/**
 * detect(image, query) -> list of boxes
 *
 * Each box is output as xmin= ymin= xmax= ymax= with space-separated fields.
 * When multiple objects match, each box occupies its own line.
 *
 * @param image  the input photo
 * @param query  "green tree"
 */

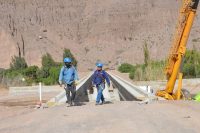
xmin=63 ymin=49 xmax=78 ymax=66
xmin=36 ymin=67 xmax=60 ymax=85
xmin=23 ymin=66 xmax=38 ymax=79
xmin=129 ymin=71 xmax=135 ymax=80
xmin=49 ymin=67 xmax=60 ymax=84
xmin=42 ymin=53 xmax=56 ymax=68
xmin=183 ymin=50 xmax=200 ymax=78
xmin=183 ymin=63 xmax=195 ymax=77
xmin=143 ymin=41 xmax=150 ymax=67
xmin=10 ymin=56 xmax=28 ymax=70
xmin=40 ymin=53 xmax=57 ymax=78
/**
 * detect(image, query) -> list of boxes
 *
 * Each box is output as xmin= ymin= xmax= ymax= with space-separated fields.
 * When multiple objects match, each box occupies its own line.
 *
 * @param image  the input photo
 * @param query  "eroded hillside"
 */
xmin=0 ymin=0 xmax=200 ymax=70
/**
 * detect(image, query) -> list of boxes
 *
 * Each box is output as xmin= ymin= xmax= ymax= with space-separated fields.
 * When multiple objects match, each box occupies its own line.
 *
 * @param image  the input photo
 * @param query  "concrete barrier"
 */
xmin=47 ymin=71 xmax=157 ymax=107
xmin=9 ymin=85 xmax=62 ymax=95
xmin=108 ymin=72 xmax=152 ymax=101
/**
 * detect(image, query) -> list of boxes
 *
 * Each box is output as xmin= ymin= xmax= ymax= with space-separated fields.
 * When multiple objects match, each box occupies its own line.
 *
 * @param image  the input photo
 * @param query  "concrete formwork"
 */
xmin=49 ymin=72 xmax=154 ymax=105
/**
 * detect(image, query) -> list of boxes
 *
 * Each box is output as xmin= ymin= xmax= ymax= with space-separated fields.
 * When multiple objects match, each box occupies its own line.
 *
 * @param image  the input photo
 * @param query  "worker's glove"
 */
xmin=107 ymin=84 xmax=110 ymax=88
xmin=74 ymin=80 xmax=78 ymax=86
xmin=59 ymin=81 xmax=62 ymax=87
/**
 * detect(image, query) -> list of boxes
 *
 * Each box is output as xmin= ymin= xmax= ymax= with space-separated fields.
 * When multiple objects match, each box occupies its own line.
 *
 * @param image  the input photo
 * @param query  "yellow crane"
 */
xmin=156 ymin=0 xmax=199 ymax=100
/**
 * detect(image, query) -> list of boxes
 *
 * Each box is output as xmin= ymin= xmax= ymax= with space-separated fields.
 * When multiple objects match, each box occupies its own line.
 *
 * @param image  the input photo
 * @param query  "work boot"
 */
xmin=66 ymin=101 xmax=72 ymax=107
xmin=71 ymin=101 xmax=76 ymax=106
xmin=95 ymin=102 xmax=101 ymax=106
xmin=66 ymin=103 xmax=71 ymax=107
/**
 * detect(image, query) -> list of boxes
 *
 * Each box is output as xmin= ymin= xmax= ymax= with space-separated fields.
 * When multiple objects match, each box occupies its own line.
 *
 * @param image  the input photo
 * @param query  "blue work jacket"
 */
xmin=59 ymin=66 xmax=79 ymax=85
xmin=92 ymin=70 xmax=110 ymax=86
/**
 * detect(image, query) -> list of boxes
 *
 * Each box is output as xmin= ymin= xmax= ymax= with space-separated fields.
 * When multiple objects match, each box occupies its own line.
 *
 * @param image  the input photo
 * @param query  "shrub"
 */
xmin=2 ymin=49 xmax=78 ymax=86
xmin=134 ymin=67 xmax=144 ymax=81
xmin=183 ymin=50 xmax=200 ymax=78
xmin=118 ymin=63 xmax=135 ymax=73
xmin=4 ymin=69 xmax=22 ymax=79
xmin=41 ymin=77 xmax=55 ymax=85
xmin=23 ymin=66 xmax=38 ymax=79
xmin=48 ymin=67 xmax=60 ymax=84
xmin=118 ymin=61 xmax=166 ymax=81
xmin=0 ymin=69 xmax=5 ymax=81
xmin=39 ymin=53 xmax=57 ymax=79
xmin=10 ymin=56 xmax=27 ymax=70
xmin=129 ymin=71 xmax=135 ymax=80
xmin=195 ymin=64 xmax=200 ymax=78
xmin=183 ymin=63 xmax=195 ymax=78
xmin=42 ymin=53 xmax=56 ymax=68
xmin=143 ymin=41 xmax=150 ymax=66
xmin=118 ymin=50 xmax=200 ymax=81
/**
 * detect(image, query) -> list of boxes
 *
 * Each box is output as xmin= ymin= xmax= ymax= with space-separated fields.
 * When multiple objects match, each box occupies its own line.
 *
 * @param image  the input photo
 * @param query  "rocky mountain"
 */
xmin=0 ymin=0 xmax=200 ymax=71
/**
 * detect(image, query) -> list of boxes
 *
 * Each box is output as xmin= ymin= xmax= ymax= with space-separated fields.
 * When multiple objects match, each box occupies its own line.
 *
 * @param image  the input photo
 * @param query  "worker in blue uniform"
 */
xmin=92 ymin=63 xmax=110 ymax=105
xmin=59 ymin=57 xmax=79 ymax=106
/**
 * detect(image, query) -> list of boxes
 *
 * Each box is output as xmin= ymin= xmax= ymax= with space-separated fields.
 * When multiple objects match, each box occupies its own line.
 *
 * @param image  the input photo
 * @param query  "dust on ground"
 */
xmin=0 ymin=101 xmax=200 ymax=133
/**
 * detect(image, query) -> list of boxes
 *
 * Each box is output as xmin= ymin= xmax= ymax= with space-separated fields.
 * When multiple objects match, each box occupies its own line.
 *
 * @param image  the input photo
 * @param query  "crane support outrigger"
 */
xmin=156 ymin=0 xmax=199 ymax=100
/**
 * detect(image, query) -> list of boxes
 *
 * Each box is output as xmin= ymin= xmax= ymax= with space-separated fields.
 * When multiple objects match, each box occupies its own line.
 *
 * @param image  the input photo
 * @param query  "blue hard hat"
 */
xmin=64 ymin=57 xmax=72 ymax=63
xmin=96 ymin=63 xmax=103 ymax=67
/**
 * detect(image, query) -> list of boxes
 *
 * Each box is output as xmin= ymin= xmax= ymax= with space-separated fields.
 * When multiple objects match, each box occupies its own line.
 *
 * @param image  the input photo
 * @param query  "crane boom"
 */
xmin=156 ymin=0 xmax=199 ymax=100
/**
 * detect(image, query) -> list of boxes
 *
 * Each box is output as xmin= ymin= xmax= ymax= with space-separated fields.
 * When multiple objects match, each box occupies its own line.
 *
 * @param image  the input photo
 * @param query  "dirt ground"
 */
xmin=0 ymin=72 xmax=89 ymax=121
xmin=0 ymin=101 xmax=200 ymax=133
xmin=0 ymin=90 xmax=59 ymax=119
xmin=0 ymin=72 xmax=200 ymax=133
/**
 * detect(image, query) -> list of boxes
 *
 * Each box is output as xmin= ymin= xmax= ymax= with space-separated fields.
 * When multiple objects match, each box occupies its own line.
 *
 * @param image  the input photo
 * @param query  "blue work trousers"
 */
xmin=96 ymin=83 xmax=105 ymax=103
